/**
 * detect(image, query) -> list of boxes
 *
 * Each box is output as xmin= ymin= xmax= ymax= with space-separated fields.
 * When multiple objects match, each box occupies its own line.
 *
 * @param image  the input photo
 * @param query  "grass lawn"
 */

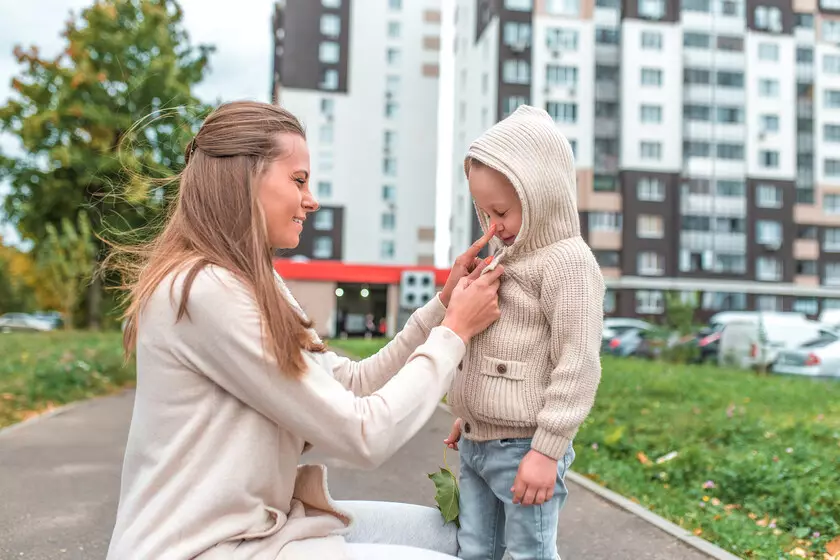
xmin=0 ymin=331 xmax=134 ymax=429
xmin=326 ymin=337 xmax=840 ymax=559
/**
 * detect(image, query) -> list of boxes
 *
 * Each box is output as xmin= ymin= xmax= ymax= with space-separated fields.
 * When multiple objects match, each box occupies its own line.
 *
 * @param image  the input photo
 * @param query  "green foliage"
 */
xmin=0 ymin=331 xmax=134 ymax=428
xmin=664 ymin=290 xmax=699 ymax=335
xmin=428 ymin=466 xmax=460 ymax=527
xmin=0 ymin=0 xmax=214 ymax=326
xmin=0 ymin=239 xmax=37 ymax=313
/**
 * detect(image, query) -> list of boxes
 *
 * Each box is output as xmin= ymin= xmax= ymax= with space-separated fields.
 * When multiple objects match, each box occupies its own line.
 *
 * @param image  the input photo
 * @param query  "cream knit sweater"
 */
xmin=448 ymin=105 xmax=605 ymax=460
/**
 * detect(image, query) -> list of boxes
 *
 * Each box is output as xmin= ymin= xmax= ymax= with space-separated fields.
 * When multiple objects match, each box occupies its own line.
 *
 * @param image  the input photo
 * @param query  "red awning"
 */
xmin=273 ymin=258 xmax=450 ymax=286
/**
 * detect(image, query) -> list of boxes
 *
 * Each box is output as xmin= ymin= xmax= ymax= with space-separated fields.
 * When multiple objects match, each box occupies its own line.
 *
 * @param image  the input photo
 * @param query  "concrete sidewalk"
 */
xmin=0 ymin=391 xmax=714 ymax=560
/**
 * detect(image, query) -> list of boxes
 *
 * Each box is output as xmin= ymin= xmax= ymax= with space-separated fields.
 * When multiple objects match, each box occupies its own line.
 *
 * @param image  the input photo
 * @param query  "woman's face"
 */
xmin=257 ymin=133 xmax=319 ymax=249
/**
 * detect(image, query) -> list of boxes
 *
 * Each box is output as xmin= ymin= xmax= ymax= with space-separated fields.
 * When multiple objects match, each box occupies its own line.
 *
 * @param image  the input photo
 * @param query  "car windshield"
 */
xmin=799 ymin=331 xmax=840 ymax=349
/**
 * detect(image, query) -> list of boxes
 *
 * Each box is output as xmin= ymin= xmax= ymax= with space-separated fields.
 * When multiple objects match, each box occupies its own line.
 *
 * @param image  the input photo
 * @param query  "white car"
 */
xmin=772 ymin=331 xmax=840 ymax=378
xmin=603 ymin=318 xmax=653 ymax=340
xmin=0 ymin=313 xmax=54 ymax=333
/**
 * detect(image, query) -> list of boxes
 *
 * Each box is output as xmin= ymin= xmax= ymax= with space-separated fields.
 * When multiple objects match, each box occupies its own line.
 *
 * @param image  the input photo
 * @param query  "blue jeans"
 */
xmin=456 ymin=438 xmax=575 ymax=560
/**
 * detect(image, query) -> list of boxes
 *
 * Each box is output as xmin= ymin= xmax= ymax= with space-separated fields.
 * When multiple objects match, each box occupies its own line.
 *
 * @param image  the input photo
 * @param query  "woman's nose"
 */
xmin=303 ymin=193 xmax=320 ymax=212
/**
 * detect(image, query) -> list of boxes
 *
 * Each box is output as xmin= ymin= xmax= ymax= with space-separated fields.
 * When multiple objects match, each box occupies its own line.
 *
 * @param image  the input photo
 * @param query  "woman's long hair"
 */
xmin=105 ymin=101 xmax=325 ymax=378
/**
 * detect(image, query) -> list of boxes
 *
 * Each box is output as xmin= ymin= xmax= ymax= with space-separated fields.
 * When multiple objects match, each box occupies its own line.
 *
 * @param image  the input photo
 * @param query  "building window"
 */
xmin=637 ymin=215 xmax=664 ymax=238
xmin=760 ymin=114 xmax=779 ymax=132
xmin=386 ymin=75 xmax=400 ymax=93
xmin=640 ymin=104 xmax=662 ymax=123
xmin=314 ymin=209 xmax=334 ymax=231
xmin=389 ymin=0 xmax=401 ymax=9
xmin=503 ymin=22 xmax=532 ymax=47
xmin=717 ymin=71 xmax=744 ymax=88
xmin=594 ymin=250 xmax=620 ymax=267
xmin=797 ymin=260 xmax=818 ymax=275
xmin=756 ymin=257 xmax=782 ymax=281
xmin=756 ymin=220 xmax=782 ymax=246
xmin=319 ymin=42 xmax=340 ymax=64
xmin=386 ymin=48 xmax=400 ymax=65
xmin=760 ymin=150 xmax=780 ymax=168
xmin=826 ymin=228 xmax=840 ymax=251
xmin=756 ymin=184 xmax=782 ymax=208
xmin=825 ymin=263 xmax=840 ymax=286
xmin=381 ymin=240 xmax=395 ymax=259
xmin=703 ymin=292 xmax=747 ymax=311
xmin=388 ymin=21 xmax=401 ymax=38
xmin=604 ymin=290 xmax=616 ymax=313
xmin=322 ymin=0 xmax=341 ymax=7
xmin=589 ymin=212 xmax=622 ymax=232
xmin=825 ymin=55 xmax=840 ymax=75
xmin=756 ymin=295 xmax=780 ymax=311
xmin=793 ymin=298 xmax=818 ymax=315
xmin=755 ymin=6 xmax=783 ymax=33
xmin=825 ymin=194 xmax=840 ymax=214
xmin=385 ymin=100 xmax=398 ymax=118
xmin=313 ymin=237 xmax=333 ymax=259
xmin=685 ymin=104 xmax=711 ymax=121
xmin=503 ymin=96 xmax=529 ymax=117
xmin=321 ymin=69 xmax=339 ymax=90
xmin=641 ymin=141 xmax=662 ymax=160
xmin=381 ymin=212 xmax=396 ymax=230
xmin=638 ymin=252 xmax=664 ymax=275
xmin=503 ymin=60 xmax=531 ymax=84
xmin=546 ymin=102 xmax=577 ymax=123
xmin=825 ymin=124 xmax=840 ymax=143
xmin=319 ymin=124 xmax=333 ymax=144
xmin=321 ymin=15 xmax=341 ymax=37
xmin=641 ymin=68 xmax=663 ymax=86
xmin=685 ymin=141 xmax=711 ymax=157
xmin=505 ymin=0 xmax=533 ymax=9
xmin=824 ymin=20 xmax=840 ymax=42
xmin=717 ymin=180 xmax=745 ymax=196
xmin=636 ymin=290 xmax=664 ymax=314
xmin=682 ymin=0 xmax=711 ymax=11
xmin=641 ymin=31 xmax=663 ymax=50
xmin=717 ymin=143 xmax=744 ymax=160
xmin=757 ymin=42 xmax=779 ymax=61
xmin=684 ymin=32 xmax=711 ymax=49
xmin=546 ymin=27 xmax=578 ymax=50
xmin=825 ymin=90 xmax=840 ymax=109
xmin=596 ymin=101 xmax=619 ymax=118
xmin=383 ymin=157 xmax=397 ymax=176
xmin=797 ymin=225 xmax=818 ymax=239
xmin=796 ymin=13 xmax=814 ymax=28
xmin=759 ymin=79 xmax=779 ymax=97
xmin=797 ymin=47 xmax=814 ymax=63
xmin=638 ymin=0 xmax=665 ymax=19
xmin=320 ymin=98 xmax=334 ymax=116
xmin=637 ymin=177 xmax=665 ymax=201
xmin=684 ymin=68 xmax=712 ymax=85
xmin=595 ymin=27 xmax=619 ymax=45
xmin=546 ymin=65 xmax=577 ymax=87
xmin=717 ymin=35 xmax=743 ymax=51
xmin=547 ymin=0 xmax=581 ymax=15
xmin=382 ymin=185 xmax=396 ymax=202
xmin=317 ymin=181 xmax=332 ymax=198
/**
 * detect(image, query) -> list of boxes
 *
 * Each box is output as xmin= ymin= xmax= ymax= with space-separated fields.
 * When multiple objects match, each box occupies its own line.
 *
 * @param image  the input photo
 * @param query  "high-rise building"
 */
xmin=271 ymin=0 xmax=442 ymax=265
xmin=449 ymin=0 xmax=840 ymax=319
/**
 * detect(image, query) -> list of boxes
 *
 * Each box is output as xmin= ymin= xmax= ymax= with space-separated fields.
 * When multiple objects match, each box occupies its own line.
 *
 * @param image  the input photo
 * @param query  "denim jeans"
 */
xmin=456 ymin=438 xmax=575 ymax=560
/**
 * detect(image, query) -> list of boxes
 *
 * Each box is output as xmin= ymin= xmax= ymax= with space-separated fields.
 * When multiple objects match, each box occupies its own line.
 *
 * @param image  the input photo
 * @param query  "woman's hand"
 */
xmin=440 ymin=224 xmax=497 ymax=308
xmin=441 ymin=262 xmax=503 ymax=344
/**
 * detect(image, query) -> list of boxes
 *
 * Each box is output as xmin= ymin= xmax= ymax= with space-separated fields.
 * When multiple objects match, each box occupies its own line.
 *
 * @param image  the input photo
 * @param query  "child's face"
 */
xmin=468 ymin=163 xmax=523 ymax=246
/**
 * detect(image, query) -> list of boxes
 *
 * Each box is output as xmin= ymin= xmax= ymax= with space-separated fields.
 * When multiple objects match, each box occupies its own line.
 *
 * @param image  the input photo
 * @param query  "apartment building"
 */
xmin=450 ymin=0 xmax=840 ymax=319
xmin=271 ymin=0 xmax=442 ymax=266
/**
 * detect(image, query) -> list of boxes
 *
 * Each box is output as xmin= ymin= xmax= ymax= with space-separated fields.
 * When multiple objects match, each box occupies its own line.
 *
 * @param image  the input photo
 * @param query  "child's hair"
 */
xmin=104 ymin=101 xmax=325 ymax=378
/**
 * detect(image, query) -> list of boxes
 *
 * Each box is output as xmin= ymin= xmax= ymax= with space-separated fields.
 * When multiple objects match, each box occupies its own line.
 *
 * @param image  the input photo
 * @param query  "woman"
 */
xmin=105 ymin=101 xmax=504 ymax=560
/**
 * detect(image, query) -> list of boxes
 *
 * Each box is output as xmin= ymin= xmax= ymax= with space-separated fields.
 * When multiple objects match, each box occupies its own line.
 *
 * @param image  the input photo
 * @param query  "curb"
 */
xmin=0 ymin=388 xmax=134 ymax=440
xmin=435 ymin=402 xmax=741 ymax=560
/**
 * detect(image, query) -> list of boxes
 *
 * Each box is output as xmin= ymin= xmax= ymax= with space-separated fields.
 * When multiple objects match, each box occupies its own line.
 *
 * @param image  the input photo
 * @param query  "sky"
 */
xmin=0 ymin=0 xmax=455 ymax=267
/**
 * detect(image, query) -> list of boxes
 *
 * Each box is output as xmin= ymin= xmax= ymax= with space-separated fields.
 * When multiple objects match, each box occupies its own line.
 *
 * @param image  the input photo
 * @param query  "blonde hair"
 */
xmin=105 ymin=100 xmax=325 ymax=378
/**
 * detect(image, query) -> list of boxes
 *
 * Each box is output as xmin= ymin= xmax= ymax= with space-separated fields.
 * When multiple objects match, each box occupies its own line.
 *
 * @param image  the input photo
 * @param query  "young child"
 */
xmin=443 ymin=105 xmax=605 ymax=560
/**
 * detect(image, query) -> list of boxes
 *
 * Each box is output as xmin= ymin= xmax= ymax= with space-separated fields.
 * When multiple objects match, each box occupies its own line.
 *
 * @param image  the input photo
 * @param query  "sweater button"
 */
xmin=496 ymin=364 xmax=507 ymax=374
xmin=464 ymin=422 xmax=471 ymax=433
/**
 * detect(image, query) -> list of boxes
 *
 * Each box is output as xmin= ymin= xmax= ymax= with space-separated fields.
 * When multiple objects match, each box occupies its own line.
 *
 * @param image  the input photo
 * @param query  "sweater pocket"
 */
xmin=468 ymin=356 xmax=538 ymax=425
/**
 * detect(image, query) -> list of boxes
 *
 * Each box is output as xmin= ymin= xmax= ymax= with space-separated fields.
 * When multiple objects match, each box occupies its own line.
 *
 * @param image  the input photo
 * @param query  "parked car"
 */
xmin=602 ymin=319 xmax=654 ymax=354
xmin=0 ymin=313 xmax=54 ymax=333
xmin=772 ymin=330 xmax=840 ymax=378
xmin=717 ymin=315 xmax=830 ymax=370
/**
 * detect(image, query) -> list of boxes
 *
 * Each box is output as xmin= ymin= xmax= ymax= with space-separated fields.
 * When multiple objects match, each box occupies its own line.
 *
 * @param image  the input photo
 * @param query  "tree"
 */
xmin=35 ymin=211 xmax=96 ymax=329
xmin=0 ymin=0 xmax=214 ymax=328
xmin=0 ymin=236 xmax=38 ymax=314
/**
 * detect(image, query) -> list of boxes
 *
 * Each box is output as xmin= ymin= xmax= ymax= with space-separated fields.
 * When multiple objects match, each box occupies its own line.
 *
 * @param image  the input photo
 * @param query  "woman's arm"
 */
xmin=326 ymin=296 xmax=446 ymax=396
xmin=171 ymin=268 xmax=465 ymax=470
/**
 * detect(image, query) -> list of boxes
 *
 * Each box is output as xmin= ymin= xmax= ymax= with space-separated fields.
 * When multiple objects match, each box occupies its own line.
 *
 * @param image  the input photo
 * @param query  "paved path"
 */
xmin=0 ymin=391 xmax=712 ymax=560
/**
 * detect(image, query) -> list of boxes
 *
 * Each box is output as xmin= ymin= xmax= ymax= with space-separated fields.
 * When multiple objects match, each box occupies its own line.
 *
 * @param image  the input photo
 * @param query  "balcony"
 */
xmin=797 ymin=133 xmax=814 ymax=152
xmin=794 ymin=239 xmax=820 ymax=260
xmin=680 ymin=231 xmax=747 ymax=252
xmin=797 ymin=64 xmax=815 ymax=83
xmin=798 ymin=99 xmax=814 ymax=118
xmin=594 ymin=152 xmax=619 ymax=174
xmin=680 ymin=194 xmax=746 ymax=217
xmin=595 ymin=80 xmax=619 ymax=101
xmin=594 ymin=117 xmax=619 ymax=138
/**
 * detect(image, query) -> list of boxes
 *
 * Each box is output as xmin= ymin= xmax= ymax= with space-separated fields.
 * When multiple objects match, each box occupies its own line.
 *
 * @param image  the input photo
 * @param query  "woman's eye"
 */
xmin=295 ymin=178 xmax=306 ymax=186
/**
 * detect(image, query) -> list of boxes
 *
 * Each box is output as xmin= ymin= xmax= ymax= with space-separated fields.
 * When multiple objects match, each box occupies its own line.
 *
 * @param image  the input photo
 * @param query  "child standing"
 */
xmin=444 ymin=105 xmax=604 ymax=560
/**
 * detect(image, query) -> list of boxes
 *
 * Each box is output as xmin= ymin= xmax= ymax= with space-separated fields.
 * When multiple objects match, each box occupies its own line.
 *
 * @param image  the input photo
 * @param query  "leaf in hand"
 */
xmin=428 ymin=467 xmax=460 ymax=527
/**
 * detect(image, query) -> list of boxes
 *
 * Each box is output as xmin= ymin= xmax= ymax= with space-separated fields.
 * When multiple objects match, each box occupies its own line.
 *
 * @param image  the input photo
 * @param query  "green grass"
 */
xmin=327 ymin=338 xmax=840 ymax=559
xmin=0 ymin=331 xmax=134 ymax=429
xmin=327 ymin=338 xmax=394 ymax=360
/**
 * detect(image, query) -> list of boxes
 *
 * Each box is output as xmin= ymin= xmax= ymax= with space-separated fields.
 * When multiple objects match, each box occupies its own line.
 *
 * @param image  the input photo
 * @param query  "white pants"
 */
xmin=340 ymin=500 xmax=459 ymax=559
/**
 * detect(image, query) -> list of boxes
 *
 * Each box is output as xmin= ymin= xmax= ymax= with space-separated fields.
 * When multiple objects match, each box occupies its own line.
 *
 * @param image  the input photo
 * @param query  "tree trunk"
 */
xmin=87 ymin=271 xmax=102 ymax=330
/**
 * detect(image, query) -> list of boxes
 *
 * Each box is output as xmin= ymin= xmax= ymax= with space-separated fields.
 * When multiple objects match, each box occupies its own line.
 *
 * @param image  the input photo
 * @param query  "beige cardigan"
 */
xmin=106 ymin=266 xmax=465 ymax=560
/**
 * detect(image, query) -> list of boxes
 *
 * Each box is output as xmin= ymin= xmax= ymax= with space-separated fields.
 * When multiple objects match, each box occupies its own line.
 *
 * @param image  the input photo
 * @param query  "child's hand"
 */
xmin=443 ymin=418 xmax=462 ymax=450
xmin=511 ymin=449 xmax=558 ymax=506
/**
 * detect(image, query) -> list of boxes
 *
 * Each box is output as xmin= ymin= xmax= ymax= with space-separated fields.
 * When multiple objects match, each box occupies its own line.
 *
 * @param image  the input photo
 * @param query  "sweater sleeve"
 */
xmin=532 ymin=246 xmax=605 ymax=460
xmin=171 ymin=268 xmax=465 ymax=469
xmin=327 ymin=295 xmax=448 ymax=396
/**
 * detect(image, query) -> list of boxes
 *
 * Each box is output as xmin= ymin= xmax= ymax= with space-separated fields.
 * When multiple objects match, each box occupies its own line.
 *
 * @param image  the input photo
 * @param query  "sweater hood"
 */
xmin=464 ymin=104 xmax=579 ymax=259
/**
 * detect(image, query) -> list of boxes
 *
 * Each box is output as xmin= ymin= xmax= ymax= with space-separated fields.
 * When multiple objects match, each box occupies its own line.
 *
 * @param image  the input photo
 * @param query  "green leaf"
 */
xmin=793 ymin=527 xmax=811 ymax=539
xmin=428 ymin=467 xmax=460 ymax=527
xmin=604 ymin=425 xmax=625 ymax=446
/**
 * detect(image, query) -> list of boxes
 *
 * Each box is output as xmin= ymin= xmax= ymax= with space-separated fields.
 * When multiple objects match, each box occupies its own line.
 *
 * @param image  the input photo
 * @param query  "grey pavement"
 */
xmin=0 ymin=391 xmax=712 ymax=560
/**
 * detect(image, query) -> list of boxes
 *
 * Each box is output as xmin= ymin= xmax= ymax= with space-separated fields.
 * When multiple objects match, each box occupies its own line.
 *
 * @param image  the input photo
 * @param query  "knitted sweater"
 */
xmin=448 ymin=105 xmax=605 ymax=460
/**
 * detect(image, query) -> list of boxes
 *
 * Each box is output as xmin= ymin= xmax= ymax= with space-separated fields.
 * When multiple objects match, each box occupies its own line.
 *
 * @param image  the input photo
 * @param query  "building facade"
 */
xmin=450 ymin=0 xmax=840 ymax=320
xmin=271 ymin=0 xmax=442 ymax=266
